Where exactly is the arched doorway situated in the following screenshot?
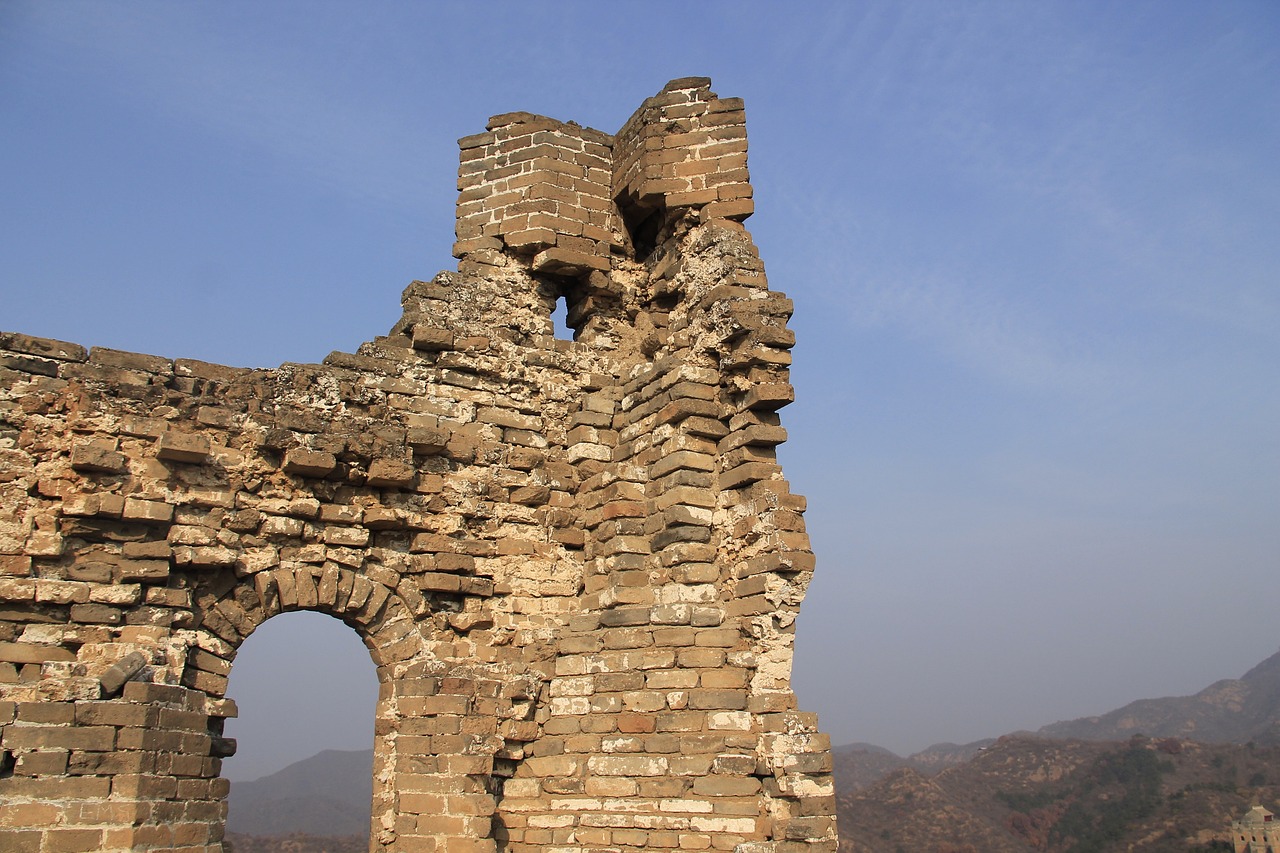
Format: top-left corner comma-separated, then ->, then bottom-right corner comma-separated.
223,610 -> 378,844
189,566 -> 463,851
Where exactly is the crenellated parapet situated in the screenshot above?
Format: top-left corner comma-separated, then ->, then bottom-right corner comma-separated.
0,79 -> 837,853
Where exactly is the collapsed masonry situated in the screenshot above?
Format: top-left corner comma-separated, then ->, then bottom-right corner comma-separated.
0,78 -> 838,852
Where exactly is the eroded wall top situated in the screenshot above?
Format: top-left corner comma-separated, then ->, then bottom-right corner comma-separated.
0,78 -> 837,853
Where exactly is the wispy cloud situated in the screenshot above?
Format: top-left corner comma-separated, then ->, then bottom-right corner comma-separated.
774,186 -> 1124,397
761,1 -> 1278,402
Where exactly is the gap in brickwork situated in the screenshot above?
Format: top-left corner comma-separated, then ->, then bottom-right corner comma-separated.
620,201 -> 664,261
222,610 -> 378,842
551,293 -> 573,341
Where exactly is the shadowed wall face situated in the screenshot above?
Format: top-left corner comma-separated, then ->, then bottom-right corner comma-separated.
0,78 -> 837,852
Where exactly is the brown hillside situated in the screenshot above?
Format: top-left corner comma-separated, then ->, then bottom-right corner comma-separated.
837,736 -> 1280,853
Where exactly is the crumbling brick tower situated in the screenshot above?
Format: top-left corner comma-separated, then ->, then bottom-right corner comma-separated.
0,78 -> 837,852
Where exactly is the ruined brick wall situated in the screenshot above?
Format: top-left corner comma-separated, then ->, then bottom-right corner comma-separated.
0,77 -> 837,852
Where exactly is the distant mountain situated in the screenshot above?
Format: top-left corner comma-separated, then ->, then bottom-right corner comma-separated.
1037,649 -> 1280,745
836,735 -> 1280,852
908,739 -> 998,772
833,740 -> 997,795
834,649 -> 1280,796
832,743 -> 912,793
227,749 -> 373,837
833,649 -> 1280,851
224,833 -> 366,853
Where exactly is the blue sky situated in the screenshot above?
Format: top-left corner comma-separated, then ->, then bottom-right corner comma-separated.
3,2 -> 1277,778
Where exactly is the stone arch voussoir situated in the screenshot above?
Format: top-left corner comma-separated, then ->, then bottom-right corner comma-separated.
198,566 -> 430,692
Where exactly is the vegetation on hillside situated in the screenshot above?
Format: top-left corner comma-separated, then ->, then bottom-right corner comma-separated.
837,736 -> 1280,852
999,740 -> 1172,852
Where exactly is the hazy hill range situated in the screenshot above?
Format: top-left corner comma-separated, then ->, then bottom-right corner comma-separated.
836,736 -> 1279,853
223,833 -> 367,853
834,649 -> 1280,852
1037,649 -> 1280,745
227,749 -> 373,837
836,648 -> 1280,796
832,743 -> 912,793
833,740 -> 998,794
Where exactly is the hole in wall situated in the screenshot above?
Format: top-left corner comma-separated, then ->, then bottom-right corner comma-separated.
617,199 -> 664,261
551,294 -> 573,341
223,610 -> 378,846
627,208 -> 665,260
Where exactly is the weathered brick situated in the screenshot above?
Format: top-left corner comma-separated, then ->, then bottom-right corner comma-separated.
156,431 -> 211,463
282,448 -> 338,478
0,642 -> 76,665
122,498 -> 173,525
70,443 -> 128,473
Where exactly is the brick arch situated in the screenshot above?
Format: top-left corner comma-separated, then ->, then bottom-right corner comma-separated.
191,568 -> 523,852
193,565 -> 431,695
209,573 -> 423,850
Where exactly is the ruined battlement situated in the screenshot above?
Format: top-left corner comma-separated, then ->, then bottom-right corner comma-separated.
0,79 -> 837,852
453,77 -> 752,277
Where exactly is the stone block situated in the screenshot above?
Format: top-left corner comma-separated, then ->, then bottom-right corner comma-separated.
322,526 -> 370,547
70,443 -> 127,474
282,448 -> 338,478
367,458 -> 416,488
3,725 -> 116,751
717,462 -> 777,490
15,749 -> 70,776
531,247 -> 610,276
412,324 -> 456,351
89,347 -> 171,374
156,432 -> 211,464
69,603 -> 123,625
122,498 -> 173,525
0,332 -> 88,362
116,559 -> 169,582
